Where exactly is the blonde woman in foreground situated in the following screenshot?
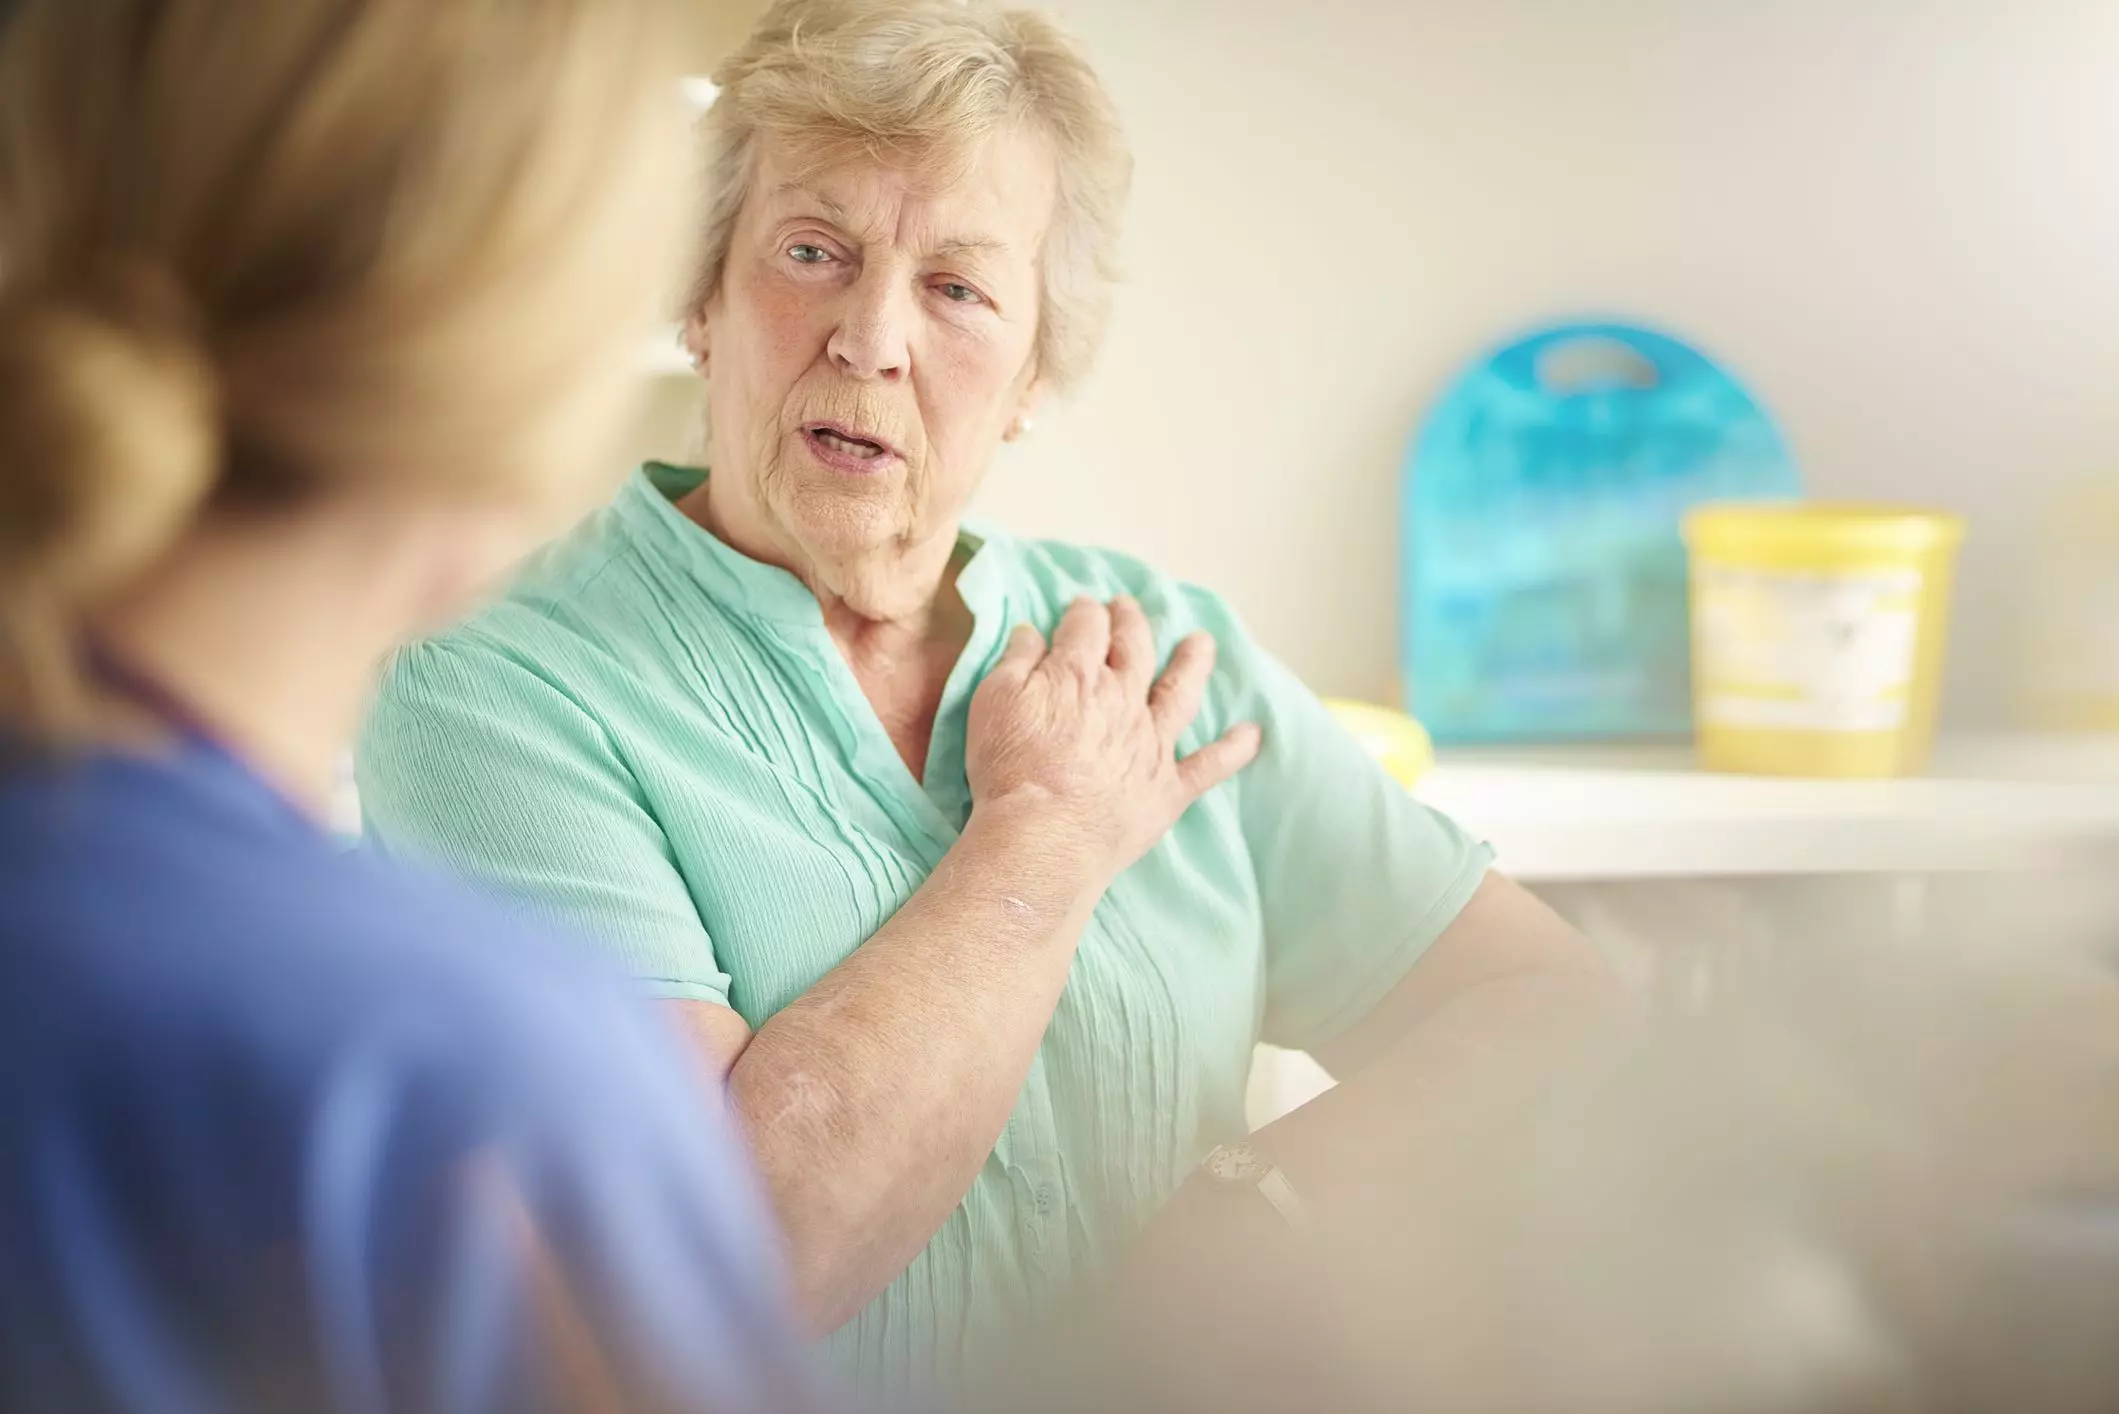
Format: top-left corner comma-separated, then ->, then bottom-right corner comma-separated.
0,2 -> 831,1410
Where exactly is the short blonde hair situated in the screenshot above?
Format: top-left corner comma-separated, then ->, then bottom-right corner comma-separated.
0,0 -> 689,738
693,0 -> 1131,392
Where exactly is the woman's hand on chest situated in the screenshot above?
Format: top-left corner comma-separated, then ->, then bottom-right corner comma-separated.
966,596 -> 1262,890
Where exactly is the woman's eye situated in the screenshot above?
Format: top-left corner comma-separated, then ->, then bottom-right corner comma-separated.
787,243 -> 831,265
937,282 -> 983,304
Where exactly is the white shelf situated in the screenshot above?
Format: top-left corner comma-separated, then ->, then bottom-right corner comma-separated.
1416,736 -> 2119,882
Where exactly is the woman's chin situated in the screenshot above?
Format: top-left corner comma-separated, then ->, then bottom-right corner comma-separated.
765,484 -> 966,610
780,492 -> 902,557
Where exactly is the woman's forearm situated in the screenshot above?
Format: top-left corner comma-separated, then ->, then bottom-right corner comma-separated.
1252,967 -> 1627,1214
1257,874 -> 1632,1216
727,797 -> 1106,1332
1117,961 -> 1628,1321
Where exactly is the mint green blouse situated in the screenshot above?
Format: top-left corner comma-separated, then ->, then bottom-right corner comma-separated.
356,464 -> 1491,1401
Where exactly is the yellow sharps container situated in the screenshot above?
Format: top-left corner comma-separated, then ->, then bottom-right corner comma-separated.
1322,699 -> 1435,788
1683,504 -> 1965,777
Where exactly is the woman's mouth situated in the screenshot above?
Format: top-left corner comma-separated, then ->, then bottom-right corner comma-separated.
801,422 -> 898,475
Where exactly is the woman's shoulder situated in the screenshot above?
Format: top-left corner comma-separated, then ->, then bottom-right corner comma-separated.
393,474 -> 678,675
0,750 -> 647,1085
988,532 -> 1246,641
375,572 -> 655,734
379,470 -> 762,729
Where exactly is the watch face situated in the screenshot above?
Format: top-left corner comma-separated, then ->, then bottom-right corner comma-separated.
1205,1143 -> 1263,1184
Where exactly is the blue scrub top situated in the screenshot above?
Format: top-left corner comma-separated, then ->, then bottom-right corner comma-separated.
0,740 -> 824,1414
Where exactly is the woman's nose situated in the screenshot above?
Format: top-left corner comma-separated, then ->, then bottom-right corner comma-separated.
825,268 -> 911,381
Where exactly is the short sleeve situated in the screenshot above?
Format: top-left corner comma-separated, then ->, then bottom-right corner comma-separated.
356,637 -> 732,1007
1201,603 -> 1494,1055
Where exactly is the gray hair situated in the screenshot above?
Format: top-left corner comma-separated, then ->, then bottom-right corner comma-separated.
689,0 -> 1132,392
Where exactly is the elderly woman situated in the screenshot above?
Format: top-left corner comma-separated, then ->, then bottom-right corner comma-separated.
358,0 -> 1614,1398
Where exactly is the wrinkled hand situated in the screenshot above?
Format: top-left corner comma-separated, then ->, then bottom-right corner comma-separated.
967,596 -> 1262,885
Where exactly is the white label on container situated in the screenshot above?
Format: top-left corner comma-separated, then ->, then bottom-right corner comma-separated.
1694,566 -> 1922,732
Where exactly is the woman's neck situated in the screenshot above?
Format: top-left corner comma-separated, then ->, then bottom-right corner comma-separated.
825,586 -> 974,780
817,579 -> 973,673
680,473 -> 975,774
685,474 -> 965,632
91,505 -> 473,819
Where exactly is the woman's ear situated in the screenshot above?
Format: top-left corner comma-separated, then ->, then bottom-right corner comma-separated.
1003,378 -> 1046,442
681,307 -> 711,376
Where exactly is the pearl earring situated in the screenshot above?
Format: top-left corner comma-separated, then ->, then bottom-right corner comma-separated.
1011,416 -> 1034,438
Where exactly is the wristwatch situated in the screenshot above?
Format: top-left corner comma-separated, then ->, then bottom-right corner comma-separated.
1200,1142 -> 1309,1231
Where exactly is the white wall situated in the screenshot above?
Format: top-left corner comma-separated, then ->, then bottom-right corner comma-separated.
642,0 -> 2119,727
